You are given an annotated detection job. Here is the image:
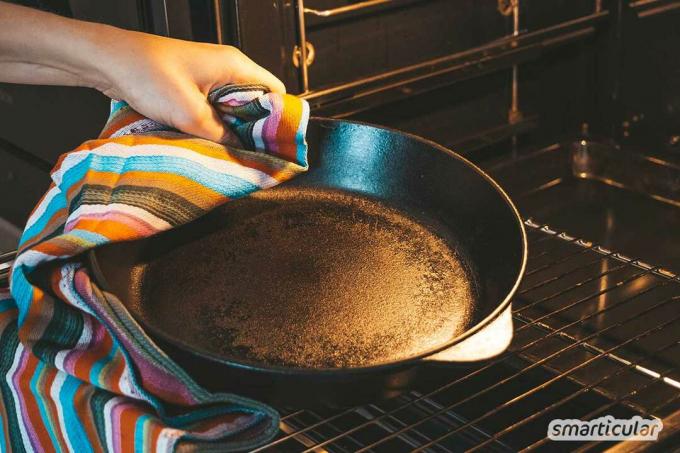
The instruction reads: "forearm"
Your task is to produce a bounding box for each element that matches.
[0,2,117,89]
[0,1,286,143]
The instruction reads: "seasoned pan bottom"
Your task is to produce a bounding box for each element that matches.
[138,187,476,368]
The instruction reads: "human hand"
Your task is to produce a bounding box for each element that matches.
[0,2,286,144]
[91,30,286,143]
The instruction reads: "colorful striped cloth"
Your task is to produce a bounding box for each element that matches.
[0,84,309,451]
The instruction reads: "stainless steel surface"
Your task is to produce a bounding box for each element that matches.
[246,223,680,451]
[489,140,680,273]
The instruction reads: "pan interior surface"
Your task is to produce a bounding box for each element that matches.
[137,187,476,369]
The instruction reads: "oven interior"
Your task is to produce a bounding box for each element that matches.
[1,0,679,451]
[197,1,680,451]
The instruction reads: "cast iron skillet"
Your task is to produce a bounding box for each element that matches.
[89,118,527,407]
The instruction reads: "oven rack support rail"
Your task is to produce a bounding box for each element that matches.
[294,0,607,118]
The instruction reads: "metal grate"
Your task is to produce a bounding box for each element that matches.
[256,219,680,452]
[2,222,679,450]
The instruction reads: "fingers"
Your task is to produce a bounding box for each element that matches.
[248,61,286,94]
[174,48,286,143]
[113,40,288,144]
[224,47,286,94]
[172,92,241,145]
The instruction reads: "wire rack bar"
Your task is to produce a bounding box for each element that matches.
[259,269,664,451]
[523,239,596,277]
[351,295,680,452]
[256,221,680,451]
[518,251,617,295]
[408,311,680,451]
[524,362,680,451]
[470,339,680,452]
[513,265,655,326]
[262,270,668,451]
[525,220,680,282]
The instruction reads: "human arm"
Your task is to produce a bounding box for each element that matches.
[0,2,285,143]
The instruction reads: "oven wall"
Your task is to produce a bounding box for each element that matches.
[328,1,679,161]
[302,0,597,93]
[324,0,603,159]
[615,2,680,153]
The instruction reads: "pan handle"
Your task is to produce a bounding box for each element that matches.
[422,305,513,363]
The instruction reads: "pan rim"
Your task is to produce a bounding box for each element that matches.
[88,116,528,376]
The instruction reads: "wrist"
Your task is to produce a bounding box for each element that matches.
[65,22,128,93]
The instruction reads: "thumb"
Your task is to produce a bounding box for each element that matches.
[172,92,240,145]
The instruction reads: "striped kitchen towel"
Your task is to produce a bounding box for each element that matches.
[0,84,309,451]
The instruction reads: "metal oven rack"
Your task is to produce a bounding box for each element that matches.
[252,219,680,452]
[294,0,607,118]
[3,220,679,451]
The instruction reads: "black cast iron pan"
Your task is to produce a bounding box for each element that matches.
[89,118,527,407]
